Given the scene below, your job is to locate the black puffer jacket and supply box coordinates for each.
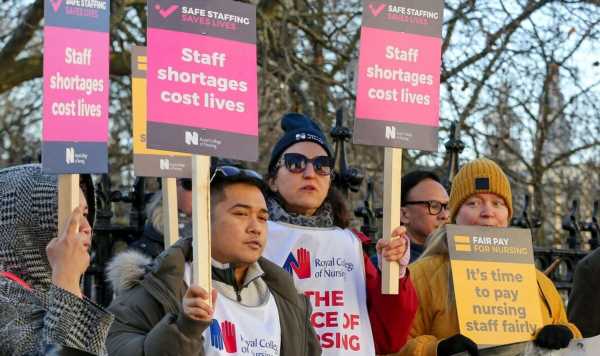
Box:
[0,164,113,355]
[568,247,600,337]
[106,237,321,356]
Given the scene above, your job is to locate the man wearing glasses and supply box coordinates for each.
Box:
[401,171,449,262]
[106,166,321,356]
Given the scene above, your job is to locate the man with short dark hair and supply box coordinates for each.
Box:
[106,166,320,356]
[401,170,449,262]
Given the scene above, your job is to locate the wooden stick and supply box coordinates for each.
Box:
[162,177,179,248]
[58,174,80,237]
[382,147,402,294]
[191,155,212,303]
[543,258,561,276]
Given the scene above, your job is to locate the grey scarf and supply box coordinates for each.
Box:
[267,196,334,228]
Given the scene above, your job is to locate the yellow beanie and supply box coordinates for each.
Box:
[449,158,513,222]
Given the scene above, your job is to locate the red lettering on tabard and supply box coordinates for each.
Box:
[304,290,344,307]
[318,332,361,351]
[343,313,360,330]
[311,311,339,328]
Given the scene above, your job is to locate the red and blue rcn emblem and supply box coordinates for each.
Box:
[210,319,237,353]
[283,247,311,279]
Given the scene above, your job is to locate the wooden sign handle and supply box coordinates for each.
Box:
[191,155,212,304]
[58,174,80,237]
[382,147,402,294]
[162,177,179,248]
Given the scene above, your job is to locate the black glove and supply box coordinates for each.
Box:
[437,334,479,356]
[534,324,573,350]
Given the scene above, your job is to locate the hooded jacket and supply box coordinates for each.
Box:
[398,254,582,356]
[105,237,321,356]
[129,192,193,259]
[0,164,113,355]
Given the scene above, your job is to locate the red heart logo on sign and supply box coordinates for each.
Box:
[155,4,179,18]
[49,0,63,12]
[368,3,385,17]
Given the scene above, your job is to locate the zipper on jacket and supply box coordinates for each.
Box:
[225,266,243,302]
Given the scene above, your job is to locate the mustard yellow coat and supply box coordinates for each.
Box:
[398,254,581,356]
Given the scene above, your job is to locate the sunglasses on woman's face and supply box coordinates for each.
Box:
[279,153,334,176]
[179,166,263,191]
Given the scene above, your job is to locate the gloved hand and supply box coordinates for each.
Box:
[437,334,479,356]
[534,324,573,350]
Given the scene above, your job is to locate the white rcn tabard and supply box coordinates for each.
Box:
[263,221,375,355]
[202,291,281,356]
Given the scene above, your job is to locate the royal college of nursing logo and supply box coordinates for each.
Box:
[210,319,237,353]
[283,247,311,279]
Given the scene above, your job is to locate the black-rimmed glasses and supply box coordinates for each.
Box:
[404,200,448,215]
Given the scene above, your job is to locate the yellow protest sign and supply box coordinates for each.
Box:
[131,45,191,177]
[447,225,544,346]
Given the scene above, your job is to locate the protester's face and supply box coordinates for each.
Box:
[270,142,331,216]
[401,179,449,243]
[177,181,193,216]
[79,189,92,248]
[455,193,509,228]
[211,183,269,265]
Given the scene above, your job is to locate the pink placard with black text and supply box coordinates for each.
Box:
[354,0,444,151]
[42,0,110,173]
[146,0,258,161]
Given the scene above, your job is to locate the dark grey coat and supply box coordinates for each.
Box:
[568,248,600,338]
[106,237,321,356]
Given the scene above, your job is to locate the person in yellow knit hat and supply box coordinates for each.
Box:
[398,158,581,356]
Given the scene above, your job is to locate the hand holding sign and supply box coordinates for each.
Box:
[376,226,410,277]
[376,226,409,261]
[47,206,91,298]
[182,285,217,322]
[534,325,574,350]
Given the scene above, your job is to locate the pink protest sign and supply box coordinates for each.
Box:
[353,0,444,152]
[146,0,258,161]
[42,0,110,173]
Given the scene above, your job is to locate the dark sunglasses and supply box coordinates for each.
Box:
[180,166,263,191]
[278,153,334,176]
[404,200,449,215]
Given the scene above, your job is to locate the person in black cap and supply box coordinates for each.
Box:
[262,113,418,355]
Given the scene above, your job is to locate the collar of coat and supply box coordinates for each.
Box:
[107,237,304,312]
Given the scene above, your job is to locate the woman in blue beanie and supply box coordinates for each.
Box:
[262,113,418,355]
